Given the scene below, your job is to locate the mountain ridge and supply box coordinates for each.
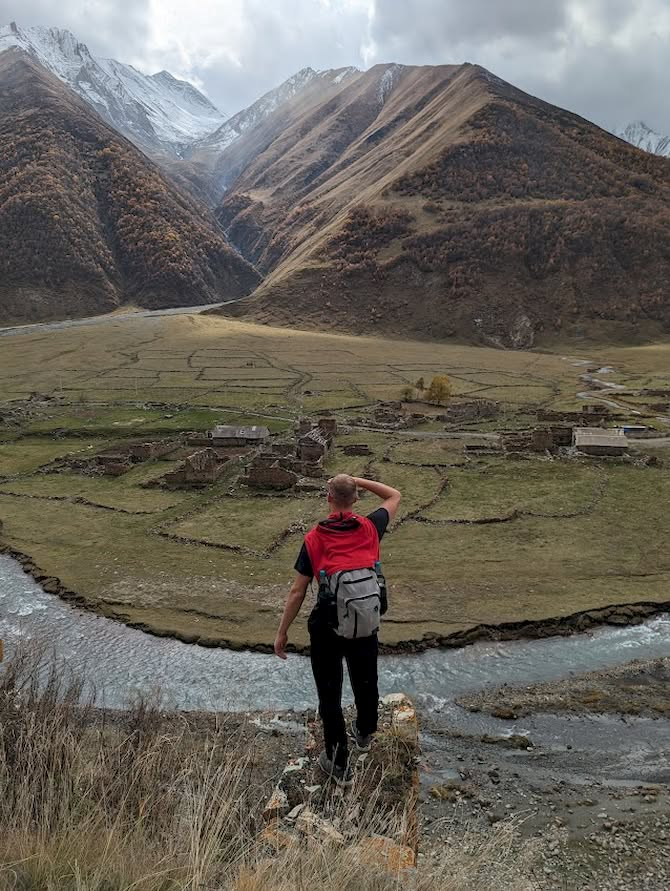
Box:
[214,62,670,347]
[0,48,258,324]
[0,21,226,157]
[184,64,362,201]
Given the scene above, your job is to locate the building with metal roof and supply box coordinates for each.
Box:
[209,425,270,446]
[573,427,629,456]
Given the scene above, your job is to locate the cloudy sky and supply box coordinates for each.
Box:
[2,0,670,131]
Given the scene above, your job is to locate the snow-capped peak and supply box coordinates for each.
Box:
[0,21,226,156]
[615,120,670,158]
[193,65,360,156]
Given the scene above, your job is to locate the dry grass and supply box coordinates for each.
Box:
[0,648,538,891]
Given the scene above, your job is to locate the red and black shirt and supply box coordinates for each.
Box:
[294,507,390,579]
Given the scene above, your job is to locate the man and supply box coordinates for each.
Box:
[274,473,401,786]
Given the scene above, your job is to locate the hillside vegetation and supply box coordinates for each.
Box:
[0,49,259,324]
[215,63,670,347]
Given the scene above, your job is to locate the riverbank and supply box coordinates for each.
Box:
[421,660,670,889]
[2,640,666,890]
[420,706,669,890]
[457,656,670,718]
[2,542,669,656]
[0,647,538,891]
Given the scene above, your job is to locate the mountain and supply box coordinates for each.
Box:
[185,66,361,201]
[0,22,225,156]
[0,49,259,324]
[213,63,670,347]
[616,121,670,158]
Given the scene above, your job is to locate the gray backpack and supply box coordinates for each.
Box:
[318,564,387,639]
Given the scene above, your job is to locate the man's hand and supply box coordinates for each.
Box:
[274,631,288,660]
[352,476,401,522]
[274,574,310,659]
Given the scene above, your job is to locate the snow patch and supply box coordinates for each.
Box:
[0,21,226,152]
[614,120,670,158]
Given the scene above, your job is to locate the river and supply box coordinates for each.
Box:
[1,555,668,716]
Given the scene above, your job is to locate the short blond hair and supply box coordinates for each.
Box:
[328,474,358,507]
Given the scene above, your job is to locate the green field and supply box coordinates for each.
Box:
[1,312,669,649]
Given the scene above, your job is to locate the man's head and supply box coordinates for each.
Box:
[327,474,358,511]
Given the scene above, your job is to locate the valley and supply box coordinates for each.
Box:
[1,12,669,891]
[1,310,669,650]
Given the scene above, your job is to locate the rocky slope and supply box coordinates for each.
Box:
[0,49,259,324]
[215,63,670,347]
[0,22,225,157]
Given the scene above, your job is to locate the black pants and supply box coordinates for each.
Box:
[309,609,379,767]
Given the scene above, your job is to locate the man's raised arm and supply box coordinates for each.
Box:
[353,477,401,522]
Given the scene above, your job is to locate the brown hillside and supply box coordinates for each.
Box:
[216,63,670,347]
[0,49,259,324]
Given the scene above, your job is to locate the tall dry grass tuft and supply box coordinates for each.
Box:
[0,646,538,890]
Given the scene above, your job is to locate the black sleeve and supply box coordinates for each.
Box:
[294,542,314,578]
[367,507,390,541]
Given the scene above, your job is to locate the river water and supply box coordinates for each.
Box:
[1,555,669,716]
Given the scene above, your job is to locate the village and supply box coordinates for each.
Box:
[31,391,665,504]
[0,313,668,662]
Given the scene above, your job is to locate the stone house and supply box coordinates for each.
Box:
[159,449,234,489]
[439,400,499,423]
[298,428,331,462]
[317,417,338,438]
[92,438,180,475]
[94,455,134,476]
[537,407,613,426]
[246,455,299,491]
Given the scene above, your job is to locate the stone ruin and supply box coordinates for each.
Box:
[536,405,617,426]
[641,388,670,397]
[152,448,237,490]
[342,443,372,456]
[63,438,182,477]
[500,426,572,454]
[438,399,500,424]
[245,418,338,492]
[371,404,412,429]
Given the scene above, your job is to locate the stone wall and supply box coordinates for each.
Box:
[246,458,299,491]
[439,400,500,423]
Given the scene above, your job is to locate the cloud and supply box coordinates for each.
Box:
[1,0,670,132]
[365,0,670,131]
[136,0,372,114]
[0,0,152,60]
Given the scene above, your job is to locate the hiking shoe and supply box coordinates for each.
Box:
[353,721,374,753]
[318,750,353,787]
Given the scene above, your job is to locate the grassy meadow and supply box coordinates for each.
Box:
[0,312,669,649]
